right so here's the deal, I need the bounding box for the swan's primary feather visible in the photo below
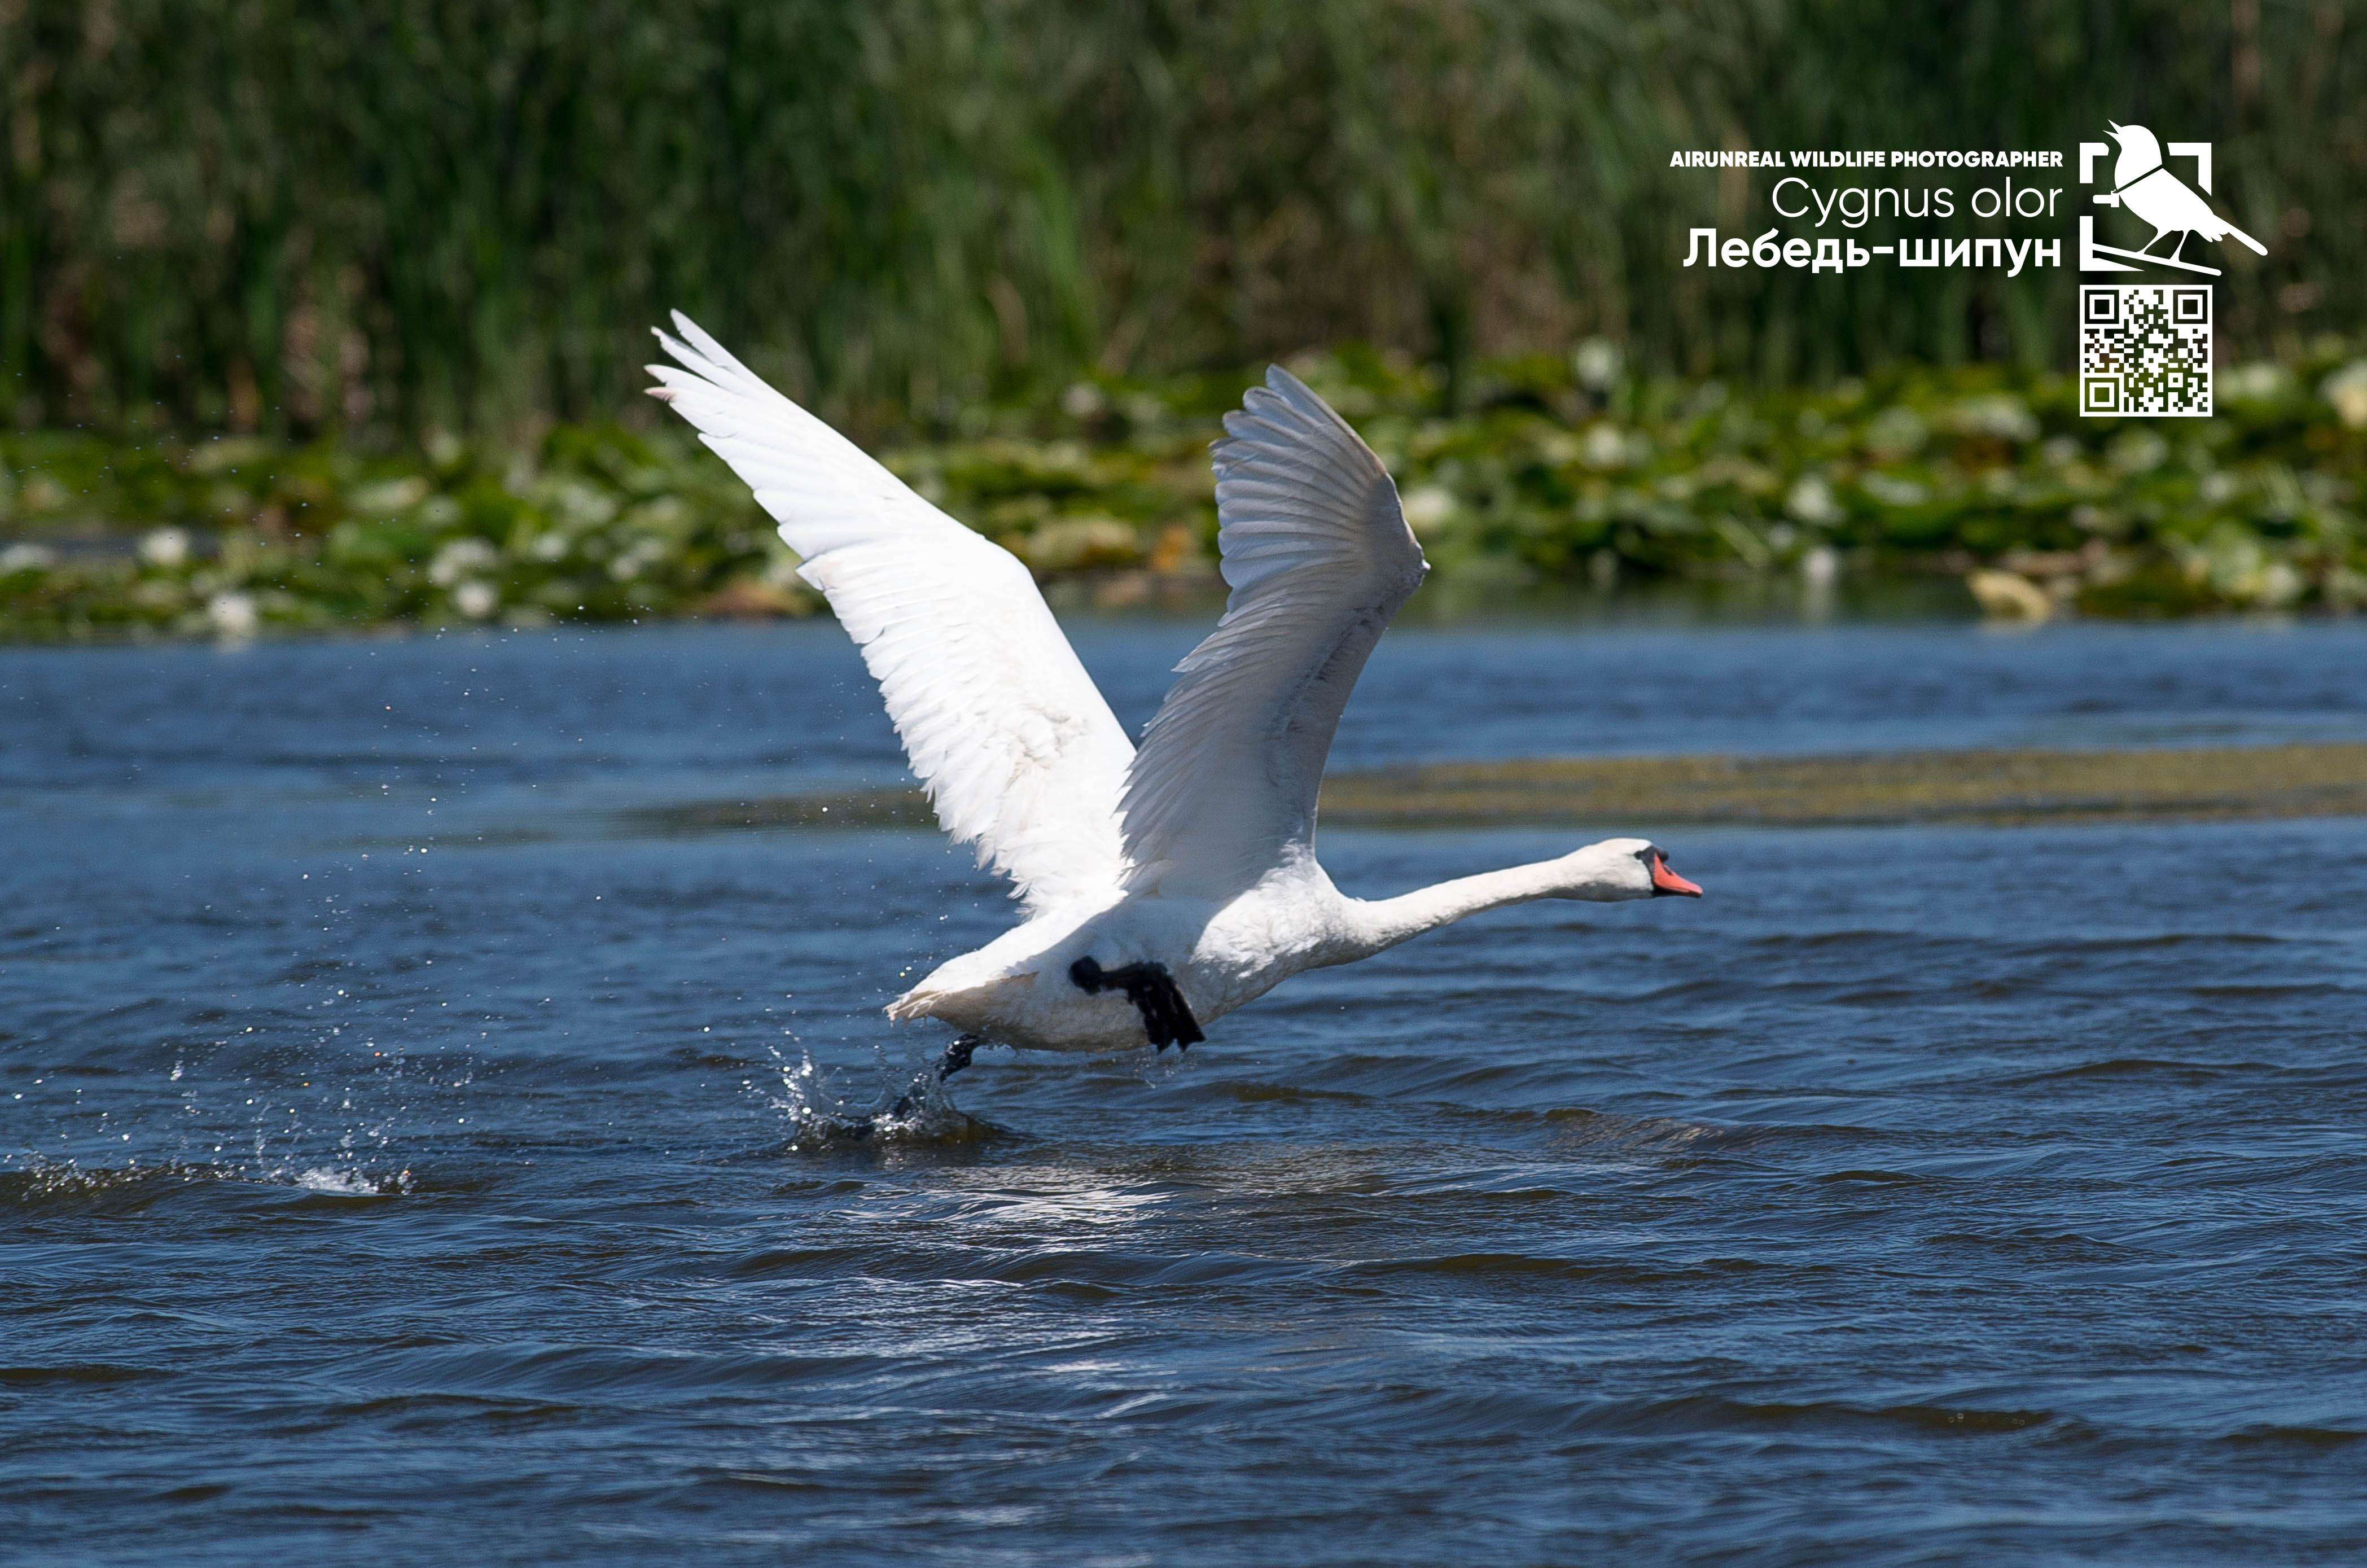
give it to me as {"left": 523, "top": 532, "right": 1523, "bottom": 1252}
{"left": 647, "top": 313, "right": 1134, "bottom": 912}
{"left": 1117, "top": 366, "right": 1427, "bottom": 900}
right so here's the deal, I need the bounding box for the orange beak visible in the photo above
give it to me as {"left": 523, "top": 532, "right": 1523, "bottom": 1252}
{"left": 1650, "top": 852, "right": 1703, "bottom": 898}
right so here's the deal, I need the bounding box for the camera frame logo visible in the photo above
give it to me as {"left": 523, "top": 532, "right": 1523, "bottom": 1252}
{"left": 2075, "top": 123, "right": 2265, "bottom": 419}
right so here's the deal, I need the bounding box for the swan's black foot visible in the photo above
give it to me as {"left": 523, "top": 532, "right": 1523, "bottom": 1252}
{"left": 1069, "top": 957, "right": 1206, "bottom": 1051}
{"left": 849, "top": 1033, "right": 989, "bottom": 1133}
{"left": 936, "top": 1033, "right": 983, "bottom": 1080}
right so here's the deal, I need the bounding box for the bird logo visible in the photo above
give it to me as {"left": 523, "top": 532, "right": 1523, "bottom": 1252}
{"left": 2088, "top": 122, "right": 2265, "bottom": 274}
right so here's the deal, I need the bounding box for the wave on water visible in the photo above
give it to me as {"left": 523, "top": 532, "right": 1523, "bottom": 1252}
{"left": 1, "top": 1154, "right": 413, "bottom": 1213}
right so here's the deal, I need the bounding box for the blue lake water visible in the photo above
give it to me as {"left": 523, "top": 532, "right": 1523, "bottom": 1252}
{"left": 6, "top": 615, "right": 2367, "bottom": 1565}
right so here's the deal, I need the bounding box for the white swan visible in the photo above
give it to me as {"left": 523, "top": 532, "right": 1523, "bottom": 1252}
{"left": 647, "top": 314, "right": 1700, "bottom": 1077}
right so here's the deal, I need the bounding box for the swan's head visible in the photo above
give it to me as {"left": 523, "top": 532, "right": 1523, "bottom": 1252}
{"left": 1553, "top": 837, "right": 1703, "bottom": 901}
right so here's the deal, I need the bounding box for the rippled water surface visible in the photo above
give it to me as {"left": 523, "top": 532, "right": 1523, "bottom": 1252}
{"left": 7, "top": 616, "right": 2367, "bottom": 1565}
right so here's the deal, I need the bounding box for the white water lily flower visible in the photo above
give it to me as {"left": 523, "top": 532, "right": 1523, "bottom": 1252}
{"left": 1785, "top": 474, "right": 1842, "bottom": 527}
{"left": 428, "top": 537, "right": 500, "bottom": 585}
{"left": 2321, "top": 362, "right": 2367, "bottom": 430}
{"left": 206, "top": 591, "right": 259, "bottom": 638}
{"left": 1579, "top": 423, "right": 1629, "bottom": 470}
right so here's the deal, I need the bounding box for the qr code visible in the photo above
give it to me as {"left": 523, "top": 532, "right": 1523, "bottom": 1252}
{"left": 2080, "top": 285, "right": 2211, "bottom": 417}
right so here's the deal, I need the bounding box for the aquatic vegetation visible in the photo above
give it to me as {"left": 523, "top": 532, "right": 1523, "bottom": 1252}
{"left": 0, "top": 424, "right": 808, "bottom": 639}
{"left": 1318, "top": 743, "right": 2367, "bottom": 828}
{"left": 5, "top": 347, "right": 2366, "bottom": 640}
{"left": 626, "top": 743, "right": 2367, "bottom": 836}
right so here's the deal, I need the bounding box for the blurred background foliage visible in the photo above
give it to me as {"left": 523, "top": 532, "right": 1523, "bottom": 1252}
{"left": 2, "top": 0, "right": 2357, "bottom": 437}
{"left": 3, "top": 0, "right": 2363, "bottom": 637}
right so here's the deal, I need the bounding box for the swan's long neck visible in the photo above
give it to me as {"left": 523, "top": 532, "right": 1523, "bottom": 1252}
{"left": 1342, "top": 856, "right": 1627, "bottom": 960}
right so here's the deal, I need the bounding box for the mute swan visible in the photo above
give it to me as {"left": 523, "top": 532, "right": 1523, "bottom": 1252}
{"left": 647, "top": 315, "right": 1701, "bottom": 1082}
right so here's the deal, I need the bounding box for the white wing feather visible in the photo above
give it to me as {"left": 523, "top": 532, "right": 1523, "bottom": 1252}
{"left": 647, "top": 313, "right": 1134, "bottom": 911}
{"left": 1117, "top": 367, "right": 1426, "bottom": 899}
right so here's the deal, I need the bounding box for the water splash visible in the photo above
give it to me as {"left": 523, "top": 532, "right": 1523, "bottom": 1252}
{"left": 753, "top": 1044, "right": 990, "bottom": 1149}
{"left": 275, "top": 1162, "right": 414, "bottom": 1197}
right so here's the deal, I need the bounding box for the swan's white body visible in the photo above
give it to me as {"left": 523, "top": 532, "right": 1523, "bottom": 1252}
{"left": 648, "top": 316, "right": 1698, "bottom": 1054}
{"left": 884, "top": 844, "right": 1670, "bottom": 1051}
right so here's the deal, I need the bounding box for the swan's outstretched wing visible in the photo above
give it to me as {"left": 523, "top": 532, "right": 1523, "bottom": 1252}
{"left": 648, "top": 313, "right": 1133, "bottom": 911}
{"left": 1117, "top": 367, "right": 1427, "bottom": 900}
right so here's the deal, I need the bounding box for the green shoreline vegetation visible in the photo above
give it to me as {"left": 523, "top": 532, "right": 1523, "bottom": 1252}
{"left": 6, "top": 347, "right": 2367, "bottom": 641}
{"left": 12, "top": 6, "right": 2363, "bottom": 640}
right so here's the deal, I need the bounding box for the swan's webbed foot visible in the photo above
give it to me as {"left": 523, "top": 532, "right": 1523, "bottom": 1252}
{"left": 830, "top": 1033, "right": 989, "bottom": 1137}
{"left": 1069, "top": 957, "right": 1206, "bottom": 1050}
{"left": 936, "top": 1033, "right": 983, "bottom": 1080}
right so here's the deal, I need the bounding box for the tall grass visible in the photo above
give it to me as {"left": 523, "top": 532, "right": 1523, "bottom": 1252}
{"left": 2, "top": 0, "right": 2358, "bottom": 436}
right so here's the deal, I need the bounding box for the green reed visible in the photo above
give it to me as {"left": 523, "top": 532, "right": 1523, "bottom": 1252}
{"left": 2, "top": 0, "right": 2358, "bottom": 436}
